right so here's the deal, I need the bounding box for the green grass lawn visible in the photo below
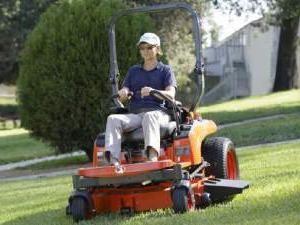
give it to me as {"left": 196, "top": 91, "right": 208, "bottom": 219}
{"left": 0, "top": 141, "right": 299, "bottom": 225}
{"left": 216, "top": 113, "right": 300, "bottom": 147}
{"left": 0, "top": 129, "right": 55, "bottom": 164}
{"left": 200, "top": 89, "right": 300, "bottom": 124}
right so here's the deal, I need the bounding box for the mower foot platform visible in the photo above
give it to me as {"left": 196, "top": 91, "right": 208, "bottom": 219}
{"left": 73, "top": 164, "right": 183, "bottom": 189}
{"left": 204, "top": 178, "right": 249, "bottom": 199}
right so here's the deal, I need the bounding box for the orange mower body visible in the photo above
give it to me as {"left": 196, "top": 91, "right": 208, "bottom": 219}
{"left": 67, "top": 118, "right": 249, "bottom": 222}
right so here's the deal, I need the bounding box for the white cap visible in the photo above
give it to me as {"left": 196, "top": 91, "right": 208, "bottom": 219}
{"left": 137, "top": 33, "right": 160, "bottom": 46}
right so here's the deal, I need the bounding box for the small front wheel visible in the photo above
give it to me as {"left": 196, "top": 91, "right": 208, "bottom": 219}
{"left": 71, "top": 197, "right": 88, "bottom": 222}
{"left": 172, "top": 187, "right": 195, "bottom": 213}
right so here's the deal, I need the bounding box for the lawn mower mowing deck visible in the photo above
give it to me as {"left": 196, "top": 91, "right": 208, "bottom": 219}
{"left": 66, "top": 3, "right": 249, "bottom": 222}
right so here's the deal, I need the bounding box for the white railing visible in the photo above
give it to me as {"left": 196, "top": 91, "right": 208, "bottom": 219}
{"left": 202, "top": 65, "right": 250, "bottom": 103}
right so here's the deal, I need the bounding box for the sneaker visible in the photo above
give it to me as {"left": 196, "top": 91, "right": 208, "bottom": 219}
{"left": 147, "top": 147, "right": 158, "bottom": 162}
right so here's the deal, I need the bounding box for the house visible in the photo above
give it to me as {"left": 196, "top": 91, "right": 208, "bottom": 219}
{"left": 203, "top": 19, "right": 300, "bottom": 103}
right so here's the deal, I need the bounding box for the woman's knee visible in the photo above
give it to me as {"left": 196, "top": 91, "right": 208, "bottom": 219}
{"left": 143, "top": 111, "right": 156, "bottom": 119}
{"left": 142, "top": 111, "right": 159, "bottom": 126}
{"left": 106, "top": 114, "right": 122, "bottom": 125}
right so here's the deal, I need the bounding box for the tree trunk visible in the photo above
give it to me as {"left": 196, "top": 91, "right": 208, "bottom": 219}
{"left": 273, "top": 17, "right": 299, "bottom": 91}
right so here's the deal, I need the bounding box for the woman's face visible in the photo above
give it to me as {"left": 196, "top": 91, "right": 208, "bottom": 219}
{"left": 139, "top": 43, "right": 159, "bottom": 61}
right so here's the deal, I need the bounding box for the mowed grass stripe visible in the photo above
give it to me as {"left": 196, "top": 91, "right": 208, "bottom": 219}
{"left": 0, "top": 176, "right": 72, "bottom": 224}
{"left": 201, "top": 89, "right": 300, "bottom": 124}
{"left": 0, "top": 130, "right": 55, "bottom": 164}
{"left": 215, "top": 113, "right": 300, "bottom": 147}
{"left": 0, "top": 141, "right": 299, "bottom": 225}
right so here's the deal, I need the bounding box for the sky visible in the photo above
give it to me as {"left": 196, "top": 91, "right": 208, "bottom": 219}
{"left": 208, "top": 7, "right": 262, "bottom": 42}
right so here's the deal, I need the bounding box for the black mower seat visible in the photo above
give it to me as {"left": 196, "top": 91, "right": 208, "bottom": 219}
{"left": 94, "top": 122, "right": 177, "bottom": 148}
{"left": 123, "top": 121, "right": 177, "bottom": 142}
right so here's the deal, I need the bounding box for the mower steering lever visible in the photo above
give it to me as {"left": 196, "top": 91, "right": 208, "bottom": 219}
{"left": 149, "top": 89, "right": 181, "bottom": 135}
{"left": 149, "top": 89, "right": 174, "bottom": 103}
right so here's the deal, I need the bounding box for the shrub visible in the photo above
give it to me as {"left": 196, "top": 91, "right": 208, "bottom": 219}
{"left": 18, "top": 0, "right": 154, "bottom": 159}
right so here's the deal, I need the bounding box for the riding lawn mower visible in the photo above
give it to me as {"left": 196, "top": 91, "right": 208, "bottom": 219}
{"left": 66, "top": 2, "right": 249, "bottom": 222}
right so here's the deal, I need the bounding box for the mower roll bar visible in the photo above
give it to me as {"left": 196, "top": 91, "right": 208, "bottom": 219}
{"left": 108, "top": 2, "right": 205, "bottom": 112}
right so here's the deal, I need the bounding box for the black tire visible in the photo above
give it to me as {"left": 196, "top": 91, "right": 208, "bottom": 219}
{"left": 172, "top": 187, "right": 194, "bottom": 213}
{"left": 71, "top": 197, "right": 88, "bottom": 222}
{"left": 202, "top": 137, "right": 240, "bottom": 203}
{"left": 202, "top": 137, "right": 240, "bottom": 179}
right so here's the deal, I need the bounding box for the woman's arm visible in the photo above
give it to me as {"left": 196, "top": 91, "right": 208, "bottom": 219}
{"left": 141, "top": 86, "right": 176, "bottom": 100}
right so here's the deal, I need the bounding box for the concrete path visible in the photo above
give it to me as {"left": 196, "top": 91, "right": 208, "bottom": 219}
{"left": 0, "top": 151, "right": 85, "bottom": 172}
{"left": 1, "top": 168, "right": 77, "bottom": 181}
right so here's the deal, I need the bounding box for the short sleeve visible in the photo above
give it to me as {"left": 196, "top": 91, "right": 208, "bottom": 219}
{"left": 163, "top": 65, "right": 177, "bottom": 89}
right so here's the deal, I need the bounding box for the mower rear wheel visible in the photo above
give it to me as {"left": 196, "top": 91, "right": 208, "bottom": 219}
{"left": 71, "top": 197, "right": 88, "bottom": 222}
{"left": 202, "top": 137, "right": 239, "bottom": 179}
{"left": 202, "top": 137, "right": 240, "bottom": 202}
{"left": 172, "top": 187, "right": 195, "bottom": 213}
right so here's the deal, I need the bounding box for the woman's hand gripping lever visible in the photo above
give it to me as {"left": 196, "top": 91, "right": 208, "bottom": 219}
{"left": 111, "top": 88, "right": 133, "bottom": 113}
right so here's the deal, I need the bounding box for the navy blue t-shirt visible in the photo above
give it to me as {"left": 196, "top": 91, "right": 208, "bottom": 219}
{"left": 122, "top": 61, "right": 177, "bottom": 112}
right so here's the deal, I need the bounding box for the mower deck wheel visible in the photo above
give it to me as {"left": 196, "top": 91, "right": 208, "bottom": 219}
{"left": 172, "top": 187, "right": 195, "bottom": 213}
{"left": 71, "top": 197, "right": 88, "bottom": 222}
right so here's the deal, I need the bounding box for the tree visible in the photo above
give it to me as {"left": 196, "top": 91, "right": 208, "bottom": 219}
{"left": 271, "top": 1, "right": 300, "bottom": 90}
{"left": 0, "top": 0, "right": 56, "bottom": 84}
{"left": 213, "top": 0, "right": 300, "bottom": 91}
{"left": 0, "top": 0, "right": 20, "bottom": 83}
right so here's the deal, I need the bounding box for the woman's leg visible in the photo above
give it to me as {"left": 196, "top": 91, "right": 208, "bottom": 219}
{"left": 105, "top": 113, "right": 142, "bottom": 160}
{"left": 142, "top": 110, "right": 170, "bottom": 160}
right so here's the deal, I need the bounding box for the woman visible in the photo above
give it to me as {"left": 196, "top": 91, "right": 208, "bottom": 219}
{"left": 104, "top": 33, "right": 177, "bottom": 172}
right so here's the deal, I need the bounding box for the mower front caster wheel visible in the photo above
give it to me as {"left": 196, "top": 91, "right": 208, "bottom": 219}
{"left": 172, "top": 187, "right": 195, "bottom": 213}
{"left": 71, "top": 197, "right": 88, "bottom": 222}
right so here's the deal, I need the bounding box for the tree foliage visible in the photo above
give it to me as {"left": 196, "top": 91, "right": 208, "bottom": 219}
{"left": 0, "top": 0, "right": 56, "bottom": 84}
{"left": 18, "top": 0, "right": 154, "bottom": 159}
